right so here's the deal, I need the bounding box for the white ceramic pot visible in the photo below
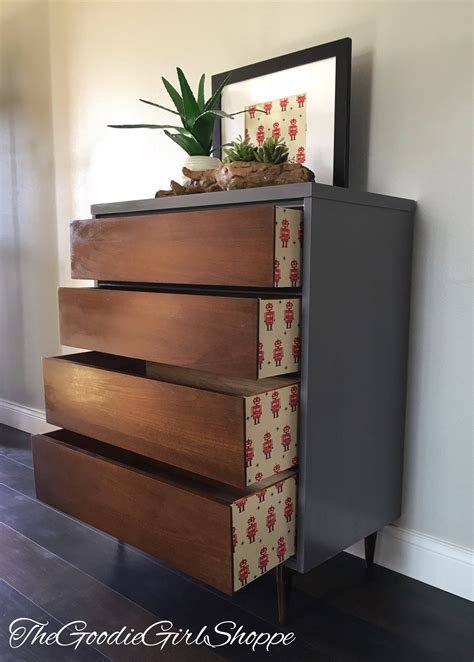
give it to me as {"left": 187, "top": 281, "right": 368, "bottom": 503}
{"left": 182, "top": 155, "right": 221, "bottom": 184}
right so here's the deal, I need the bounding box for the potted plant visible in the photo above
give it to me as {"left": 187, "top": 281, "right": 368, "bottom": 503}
{"left": 109, "top": 68, "right": 241, "bottom": 174}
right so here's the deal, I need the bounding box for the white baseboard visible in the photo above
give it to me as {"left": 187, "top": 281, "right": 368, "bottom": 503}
{"left": 1, "top": 398, "right": 472, "bottom": 602}
{"left": 346, "top": 525, "right": 473, "bottom": 601}
{"left": 0, "top": 398, "right": 56, "bottom": 435}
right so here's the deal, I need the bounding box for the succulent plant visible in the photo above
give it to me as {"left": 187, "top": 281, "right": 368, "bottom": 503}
{"left": 108, "top": 68, "right": 245, "bottom": 156}
{"left": 223, "top": 136, "right": 257, "bottom": 162}
{"left": 255, "top": 136, "right": 289, "bottom": 164}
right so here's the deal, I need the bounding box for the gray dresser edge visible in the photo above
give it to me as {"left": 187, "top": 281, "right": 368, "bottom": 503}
{"left": 91, "top": 182, "right": 416, "bottom": 217}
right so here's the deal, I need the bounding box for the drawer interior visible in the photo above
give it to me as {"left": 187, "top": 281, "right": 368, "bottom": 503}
{"left": 35, "top": 428, "right": 246, "bottom": 501}
{"left": 57, "top": 351, "right": 299, "bottom": 396}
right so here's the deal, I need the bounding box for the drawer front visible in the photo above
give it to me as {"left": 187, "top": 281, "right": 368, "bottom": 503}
{"left": 71, "top": 206, "right": 302, "bottom": 288}
{"left": 43, "top": 353, "right": 299, "bottom": 488}
{"left": 58, "top": 288, "right": 300, "bottom": 379}
{"left": 230, "top": 473, "right": 296, "bottom": 591}
{"left": 32, "top": 431, "right": 297, "bottom": 595}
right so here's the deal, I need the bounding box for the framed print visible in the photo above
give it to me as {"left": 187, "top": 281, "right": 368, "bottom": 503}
{"left": 212, "top": 38, "right": 351, "bottom": 187}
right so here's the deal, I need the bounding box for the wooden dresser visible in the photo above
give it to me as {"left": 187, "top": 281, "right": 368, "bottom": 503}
{"left": 32, "top": 182, "right": 415, "bottom": 622}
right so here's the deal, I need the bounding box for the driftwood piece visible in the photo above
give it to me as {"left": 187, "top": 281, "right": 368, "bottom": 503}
{"left": 217, "top": 161, "right": 314, "bottom": 190}
{"left": 155, "top": 162, "right": 315, "bottom": 198}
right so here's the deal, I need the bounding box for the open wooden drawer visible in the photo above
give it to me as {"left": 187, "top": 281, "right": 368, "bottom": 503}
{"left": 32, "top": 430, "right": 297, "bottom": 594}
{"left": 58, "top": 287, "right": 301, "bottom": 379}
{"left": 43, "top": 352, "right": 299, "bottom": 488}
{"left": 71, "top": 205, "right": 302, "bottom": 288}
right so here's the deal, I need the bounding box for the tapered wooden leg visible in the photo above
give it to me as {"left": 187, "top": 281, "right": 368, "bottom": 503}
{"left": 276, "top": 565, "right": 292, "bottom": 626}
{"left": 364, "top": 531, "right": 377, "bottom": 569}
{"left": 116, "top": 540, "right": 126, "bottom": 562}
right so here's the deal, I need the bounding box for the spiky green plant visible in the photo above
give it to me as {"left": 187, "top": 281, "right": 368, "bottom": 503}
{"left": 108, "top": 68, "right": 244, "bottom": 156}
{"left": 223, "top": 136, "right": 257, "bottom": 162}
{"left": 255, "top": 136, "right": 289, "bottom": 164}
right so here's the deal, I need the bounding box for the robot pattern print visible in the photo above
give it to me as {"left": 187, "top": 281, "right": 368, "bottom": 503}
{"left": 231, "top": 472, "right": 297, "bottom": 591}
{"left": 245, "top": 92, "right": 307, "bottom": 164}
{"left": 244, "top": 383, "right": 299, "bottom": 486}
{"left": 273, "top": 207, "right": 303, "bottom": 288}
{"left": 258, "top": 298, "right": 301, "bottom": 378}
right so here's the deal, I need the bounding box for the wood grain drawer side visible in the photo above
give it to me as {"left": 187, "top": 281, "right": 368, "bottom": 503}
{"left": 32, "top": 430, "right": 297, "bottom": 595}
{"left": 58, "top": 288, "right": 301, "bottom": 379}
{"left": 71, "top": 206, "right": 302, "bottom": 288}
{"left": 43, "top": 352, "right": 299, "bottom": 488}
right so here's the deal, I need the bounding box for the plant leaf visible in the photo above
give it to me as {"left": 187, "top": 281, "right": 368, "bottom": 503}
{"left": 188, "top": 110, "right": 235, "bottom": 151}
{"left": 229, "top": 108, "right": 265, "bottom": 117}
{"left": 191, "top": 110, "right": 230, "bottom": 133}
{"left": 139, "top": 99, "right": 180, "bottom": 115}
{"left": 197, "top": 74, "right": 205, "bottom": 110}
{"left": 190, "top": 112, "right": 221, "bottom": 152}
{"left": 194, "top": 109, "right": 238, "bottom": 123}
{"left": 176, "top": 67, "right": 200, "bottom": 124}
{"left": 210, "top": 143, "right": 231, "bottom": 153}
{"left": 108, "top": 124, "right": 191, "bottom": 131}
{"left": 164, "top": 129, "right": 207, "bottom": 156}
{"left": 190, "top": 109, "right": 234, "bottom": 152}
{"left": 191, "top": 107, "right": 257, "bottom": 152}
{"left": 203, "top": 72, "right": 231, "bottom": 112}
{"left": 161, "top": 76, "right": 184, "bottom": 115}
{"left": 191, "top": 107, "right": 250, "bottom": 154}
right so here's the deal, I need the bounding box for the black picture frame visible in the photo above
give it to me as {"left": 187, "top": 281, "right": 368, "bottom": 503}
{"left": 212, "top": 37, "right": 351, "bottom": 188}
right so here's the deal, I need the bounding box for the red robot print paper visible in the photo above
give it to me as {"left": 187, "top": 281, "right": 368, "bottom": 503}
{"left": 258, "top": 298, "right": 301, "bottom": 378}
{"left": 245, "top": 93, "right": 307, "bottom": 164}
{"left": 244, "top": 383, "right": 299, "bottom": 486}
{"left": 231, "top": 471, "right": 297, "bottom": 591}
{"left": 273, "top": 207, "right": 303, "bottom": 288}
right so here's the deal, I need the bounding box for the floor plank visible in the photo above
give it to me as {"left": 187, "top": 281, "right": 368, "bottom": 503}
{"left": 0, "top": 524, "right": 222, "bottom": 662}
{"left": 0, "top": 424, "right": 34, "bottom": 469}
{"left": 293, "top": 553, "right": 474, "bottom": 660}
{"left": 0, "top": 579, "right": 107, "bottom": 661}
{"left": 0, "top": 455, "right": 36, "bottom": 498}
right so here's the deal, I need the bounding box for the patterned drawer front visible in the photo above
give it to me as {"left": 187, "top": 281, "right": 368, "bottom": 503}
{"left": 258, "top": 298, "right": 301, "bottom": 378}
{"left": 43, "top": 353, "right": 299, "bottom": 488}
{"left": 70, "top": 206, "right": 302, "bottom": 288}
{"left": 32, "top": 430, "right": 297, "bottom": 595}
{"left": 58, "top": 288, "right": 301, "bottom": 379}
{"left": 232, "top": 473, "right": 296, "bottom": 591}
{"left": 243, "top": 380, "right": 299, "bottom": 485}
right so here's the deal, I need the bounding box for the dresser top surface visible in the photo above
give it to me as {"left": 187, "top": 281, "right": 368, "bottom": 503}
{"left": 91, "top": 182, "right": 416, "bottom": 217}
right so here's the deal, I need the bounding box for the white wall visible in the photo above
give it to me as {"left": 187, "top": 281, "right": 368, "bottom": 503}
{"left": 0, "top": 1, "right": 60, "bottom": 415}
{"left": 0, "top": 1, "right": 472, "bottom": 595}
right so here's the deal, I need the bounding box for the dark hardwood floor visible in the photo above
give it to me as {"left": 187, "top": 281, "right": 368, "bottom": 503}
{"left": 0, "top": 423, "right": 472, "bottom": 661}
